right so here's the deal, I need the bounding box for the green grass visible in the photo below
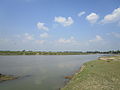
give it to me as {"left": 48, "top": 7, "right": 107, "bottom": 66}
{"left": 61, "top": 56, "right": 120, "bottom": 90}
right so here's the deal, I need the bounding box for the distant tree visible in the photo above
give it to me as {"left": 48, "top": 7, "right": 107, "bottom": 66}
{"left": 22, "top": 50, "right": 26, "bottom": 52}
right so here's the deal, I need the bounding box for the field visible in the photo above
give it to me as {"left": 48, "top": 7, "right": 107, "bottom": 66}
{"left": 61, "top": 56, "right": 120, "bottom": 90}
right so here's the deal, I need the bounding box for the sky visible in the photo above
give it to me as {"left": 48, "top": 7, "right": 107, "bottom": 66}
{"left": 0, "top": 0, "right": 120, "bottom": 51}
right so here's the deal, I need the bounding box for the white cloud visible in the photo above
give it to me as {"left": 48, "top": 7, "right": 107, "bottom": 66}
{"left": 78, "top": 11, "right": 85, "bottom": 17}
{"left": 40, "top": 32, "right": 49, "bottom": 38}
{"left": 37, "top": 22, "right": 49, "bottom": 31}
{"left": 24, "top": 33, "right": 34, "bottom": 40}
{"left": 101, "top": 8, "right": 120, "bottom": 24}
{"left": 35, "top": 40, "right": 45, "bottom": 44}
{"left": 110, "top": 32, "right": 120, "bottom": 38}
{"left": 54, "top": 16, "right": 74, "bottom": 26}
{"left": 58, "top": 36, "right": 75, "bottom": 44}
{"left": 16, "top": 33, "right": 46, "bottom": 45}
{"left": 86, "top": 13, "right": 99, "bottom": 24}
{"left": 89, "top": 35, "right": 103, "bottom": 42}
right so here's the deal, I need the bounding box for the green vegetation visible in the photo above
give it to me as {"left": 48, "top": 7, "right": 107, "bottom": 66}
{"left": 0, "top": 50, "right": 120, "bottom": 55}
{"left": 61, "top": 56, "right": 120, "bottom": 90}
{"left": 0, "top": 74, "right": 18, "bottom": 82}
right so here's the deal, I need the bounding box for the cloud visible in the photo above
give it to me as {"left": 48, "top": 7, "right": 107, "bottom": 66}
{"left": 24, "top": 33, "right": 34, "bottom": 40}
{"left": 58, "top": 36, "right": 75, "bottom": 44}
{"left": 16, "top": 33, "right": 45, "bottom": 45}
{"left": 86, "top": 13, "right": 99, "bottom": 24}
{"left": 78, "top": 11, "right": 85, "bottom": 17}
{"left": 37, "top": 22, "right": 49, "bottom": 31}
{"left": 89, "top": 35, "right": 103, "bottom": 42}
{"left": 109, "top": 32, "right": 120, "bottom": 38}
{"left": 40, "top": 32, "right": 49, "bottom": 38}
{"left": 101, "top": 8, "right": 120, "bottom": 24}
{"left": 35, "top": 40, "right": 45, "bottom": 44}
{"left": 54, "top": 16, "right": 74, "bottom": 26}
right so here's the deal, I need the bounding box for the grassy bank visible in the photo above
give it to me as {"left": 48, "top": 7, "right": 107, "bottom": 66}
{"left": 61, "top": 56, "right": 120, "bottom": 90}
{"left": 0, "top": 74, "right": 18, "bottom": 82}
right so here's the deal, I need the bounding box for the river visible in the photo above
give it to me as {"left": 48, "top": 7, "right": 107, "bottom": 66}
{"left": 0, "top": 55, "right": 105, "bottom": 90}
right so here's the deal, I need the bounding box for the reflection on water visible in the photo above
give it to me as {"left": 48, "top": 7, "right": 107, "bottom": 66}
{"left": 0, "top": 55, "right": 104, "bottom": 90}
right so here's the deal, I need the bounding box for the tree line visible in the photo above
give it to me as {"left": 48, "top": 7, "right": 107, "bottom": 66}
{"left": 0, "top": 50, "right": 120, "bottom": 55}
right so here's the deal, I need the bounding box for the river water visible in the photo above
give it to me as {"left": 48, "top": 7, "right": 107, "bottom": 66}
{"left": 0, "top": 55, "right": 104, "bottom": 90}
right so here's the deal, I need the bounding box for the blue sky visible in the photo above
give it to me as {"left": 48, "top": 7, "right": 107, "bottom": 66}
{"left": 0, "top": 0, "right": 120, "bottom": 51}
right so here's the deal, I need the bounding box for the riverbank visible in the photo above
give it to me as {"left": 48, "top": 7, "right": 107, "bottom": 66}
{"left": 61, "top": 56, "right": 120, "bottom": 90}
{"left": 0, "top": 74, "right": 18, "bottom": 82}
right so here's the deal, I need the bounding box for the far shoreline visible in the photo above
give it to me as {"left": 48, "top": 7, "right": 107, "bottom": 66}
{"left": 0, "top": 50, "right": 120, "bottom": 55}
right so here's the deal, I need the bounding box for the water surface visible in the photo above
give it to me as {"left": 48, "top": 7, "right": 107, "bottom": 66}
{"left": 0, "top": 55, "right": 104, "bottom": 90}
